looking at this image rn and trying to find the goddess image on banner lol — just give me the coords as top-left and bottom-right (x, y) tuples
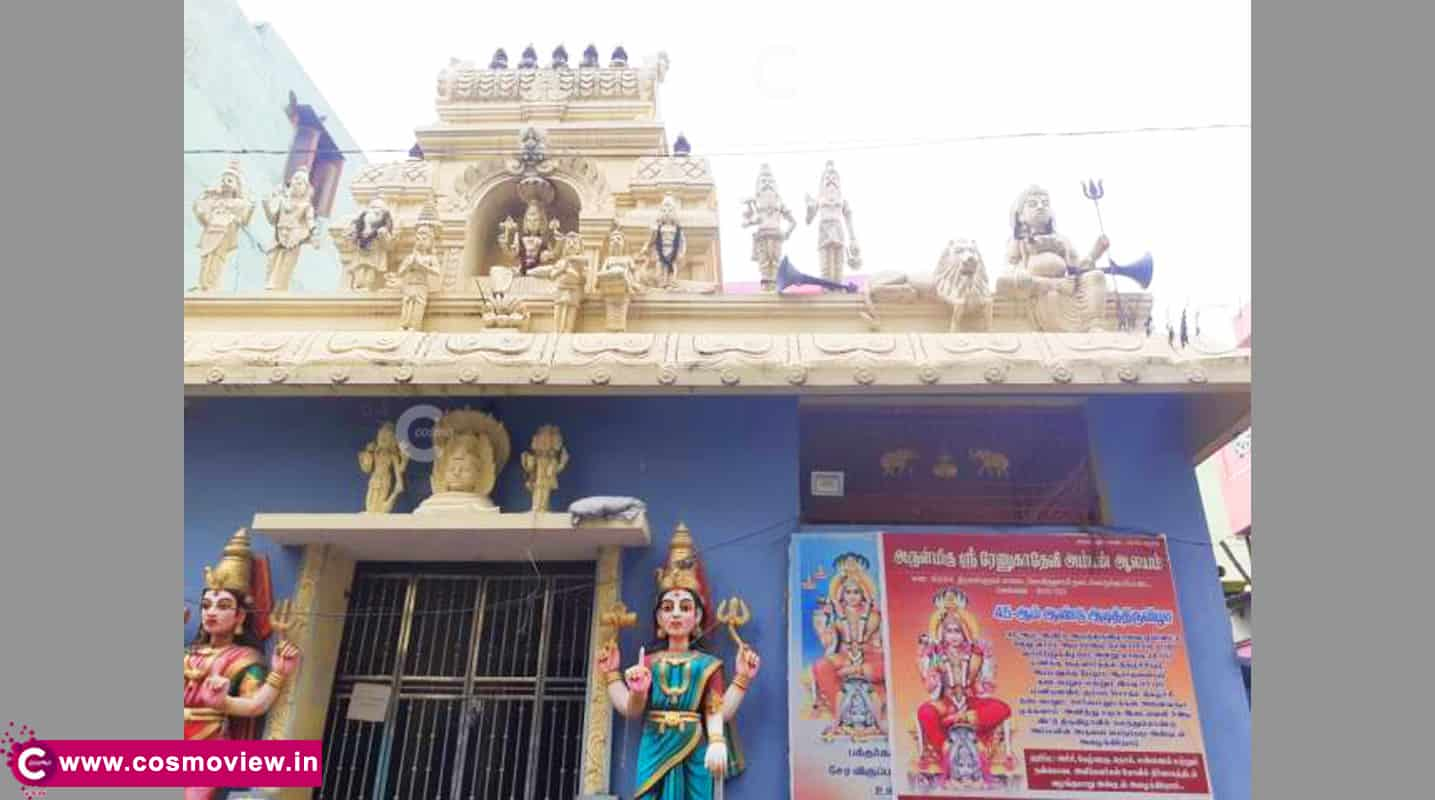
(788, 533), (894, 800)
(879, 532), (1212, 800)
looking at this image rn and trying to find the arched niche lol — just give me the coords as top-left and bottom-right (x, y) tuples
(461, 178), (585, 280)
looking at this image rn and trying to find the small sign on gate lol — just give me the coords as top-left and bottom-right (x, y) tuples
(346, 682), (393, 723)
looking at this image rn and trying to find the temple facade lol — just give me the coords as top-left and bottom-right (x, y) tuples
(183, 44), (1252, 800)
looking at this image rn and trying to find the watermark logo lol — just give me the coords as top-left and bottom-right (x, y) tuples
(4, 723), (50, 799)
(394, 403), (444, 463)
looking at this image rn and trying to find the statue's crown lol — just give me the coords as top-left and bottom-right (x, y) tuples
(202, 528), (253, 595)
(655, 522), (703, 594)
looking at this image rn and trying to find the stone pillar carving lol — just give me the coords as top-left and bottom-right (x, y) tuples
(579, 546), (623, 796)
(261, 544), (356, 800)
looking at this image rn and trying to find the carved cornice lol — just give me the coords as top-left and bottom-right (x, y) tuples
(183, 329), (1249, 394)
(183, 291), (1146, 332)
(436, 65), (651, 104)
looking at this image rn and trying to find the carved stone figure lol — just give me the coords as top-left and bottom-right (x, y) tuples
(642, 194), (687, 288)
(610, 46), (628, 67)
(262, 168), (319, 291)
(479, 266), (532, 330)
(521, 424), (570, 512)
(595, 524), (760, 799)
(861, 239), (993, 332)
(490, 48), (509, 69)
(191, 161), (255, 292)
(527, 231), (586, 332)
(582, 44), (600, 68)
(359, 422), (409, 513)
(597, 227), (645, 331)
(519, 45), (539, 69)
(552, 45), (570, 69)
(742, 165), (797, 291)
(184, 529), (301, 800)
(995, 185), (1110, 332)
(935, 240), (994, 332)
(393, 204), (444, 331)
(804, 161), (862, 286)
(345, 198), (396, 292)
(415, 409), (511, 514)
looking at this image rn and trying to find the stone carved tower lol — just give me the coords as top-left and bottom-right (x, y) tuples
(339, 48), (722, 299)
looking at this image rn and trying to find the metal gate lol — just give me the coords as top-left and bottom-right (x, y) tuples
(317, 562), (595, 800)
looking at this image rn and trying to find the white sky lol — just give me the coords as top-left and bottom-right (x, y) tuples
(233, 0), (1250, 335)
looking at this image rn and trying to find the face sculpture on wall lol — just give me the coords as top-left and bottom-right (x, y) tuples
(595, 523), (762, 799)
(414, 409), (512, 514)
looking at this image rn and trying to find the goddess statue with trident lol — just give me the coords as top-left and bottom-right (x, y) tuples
(596, 523), (761, 799)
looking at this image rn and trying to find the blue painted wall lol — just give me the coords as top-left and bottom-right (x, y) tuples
(184, 0), (366, 293)
(183, 394), (1248, 800)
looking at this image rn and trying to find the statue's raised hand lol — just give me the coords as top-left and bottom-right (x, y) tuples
(271, 640), (301, 679)
(624, 646), (652, 694)
(737, 644), (761, 680)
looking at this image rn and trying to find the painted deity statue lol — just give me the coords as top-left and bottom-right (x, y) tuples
(394, 205), (444, 331)
(183, 529), (301, 800)
(359, 421), (409, 513)
(191, 161), (255, 292)
(262, 168), (319, 291)
(811, 552), (886, 740)
(345, 198), (396, 291)
(914, 589), (1013, 784)
(597, 524), (761, 799)
(498, 201), (561, 275)
(741, 164), (797, 292)
(644, 194), (687, 288)
(520, 424), (569, 512)
(804, 161), (862, 286)
(996, 185), (1110, 332)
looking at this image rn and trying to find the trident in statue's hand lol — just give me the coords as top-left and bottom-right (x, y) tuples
(270, 597), (297, 645)
(715, 596), (751, 649)
(1081, 178), (1107, 237)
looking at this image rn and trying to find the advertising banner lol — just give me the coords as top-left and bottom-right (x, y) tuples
(789, 532), (895, 800)
(878, 532), (1211, 799)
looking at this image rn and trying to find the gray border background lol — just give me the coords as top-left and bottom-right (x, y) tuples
(0, 0), (178, 790)
(1252, 2), (1433, 799)
(2, 1), (1431, 799)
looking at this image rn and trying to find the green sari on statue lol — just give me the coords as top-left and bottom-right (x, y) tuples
(635, 650), (746, 800)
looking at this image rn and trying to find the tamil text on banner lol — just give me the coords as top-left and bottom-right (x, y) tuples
(878, 532), (1211, 799)
(788, 533), (895, 799)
